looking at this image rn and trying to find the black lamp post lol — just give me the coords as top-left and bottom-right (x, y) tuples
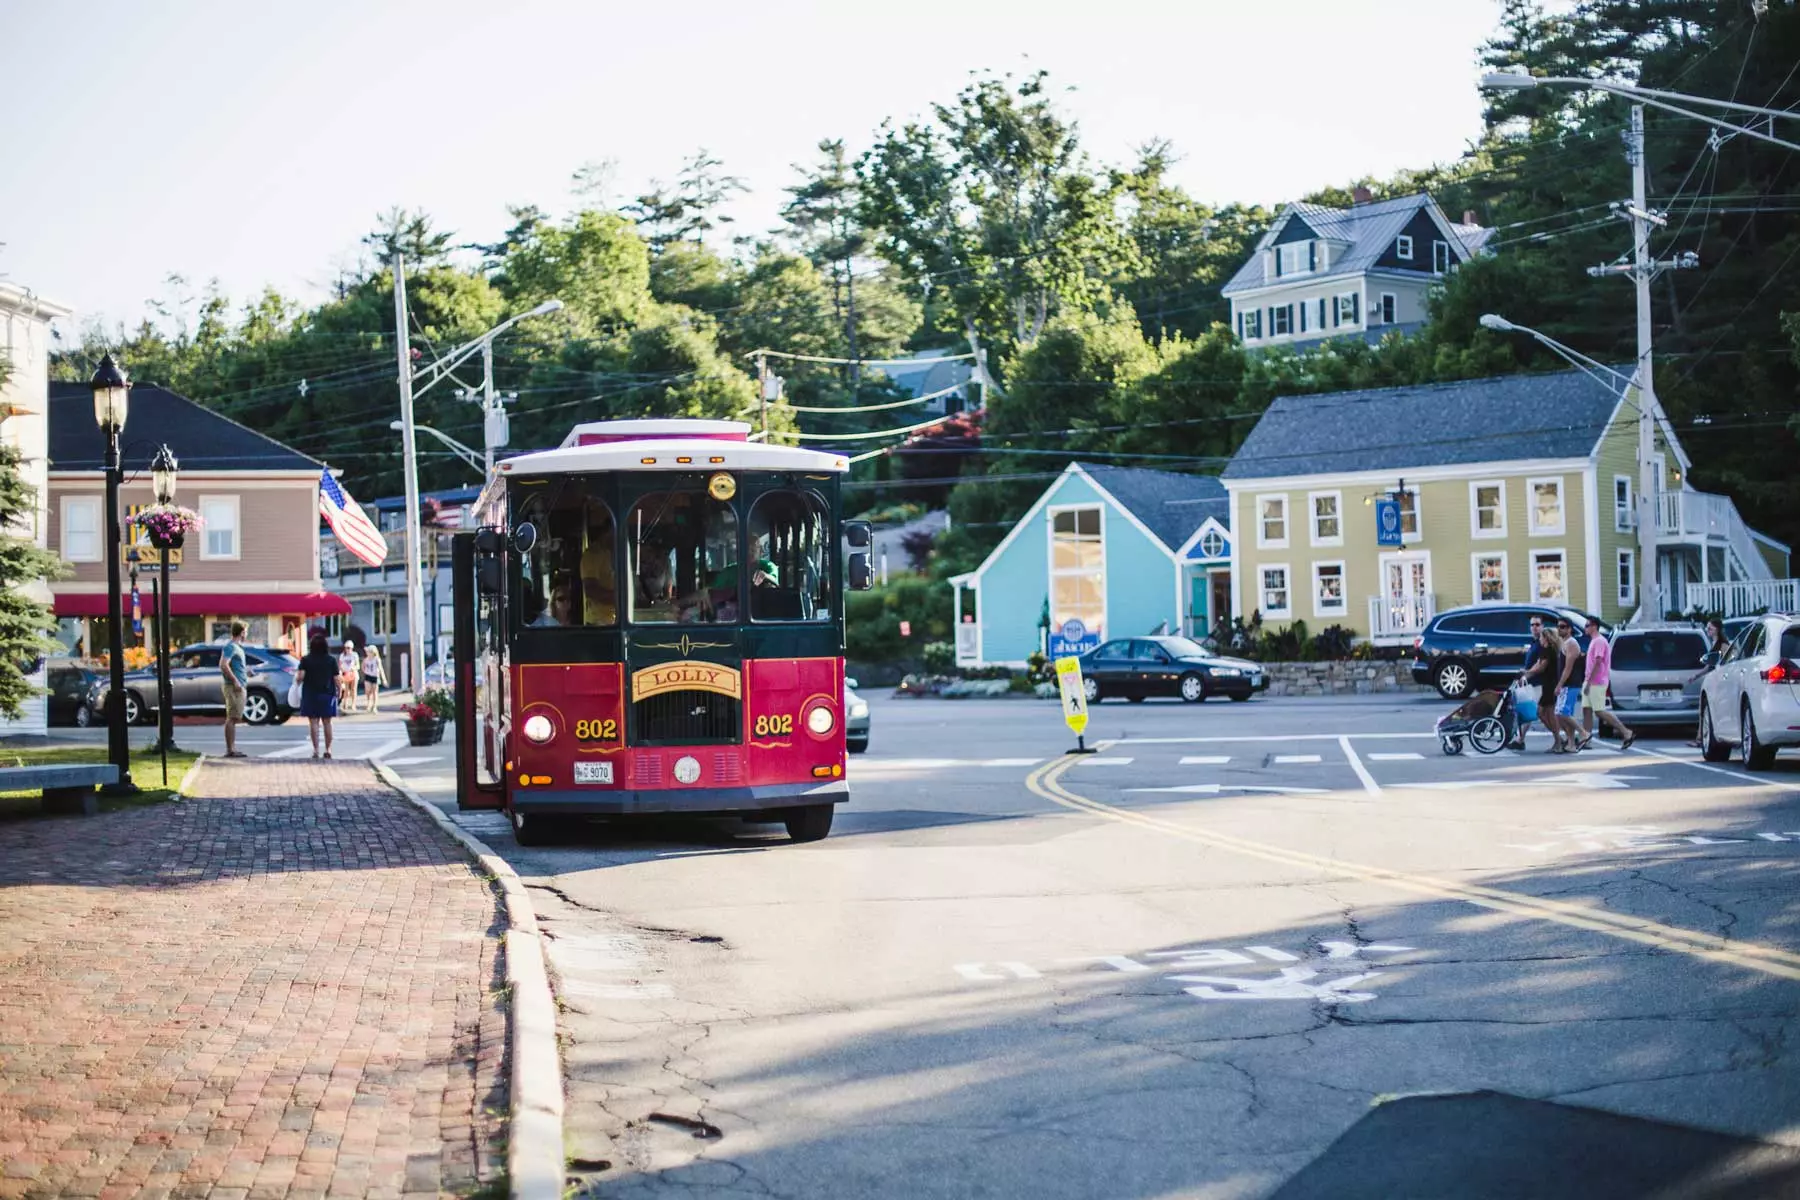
(150, 445), (179, 762)
(91, 355), (136, 795)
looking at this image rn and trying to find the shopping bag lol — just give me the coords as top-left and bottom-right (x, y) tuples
(1510, 681), (1538, 723)
(287, 680), (304, 708)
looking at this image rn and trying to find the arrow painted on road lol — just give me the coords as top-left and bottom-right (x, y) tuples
(1127, 784), (1330, 795)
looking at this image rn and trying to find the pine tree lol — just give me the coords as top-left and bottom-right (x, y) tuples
(0, 361), (66, 717)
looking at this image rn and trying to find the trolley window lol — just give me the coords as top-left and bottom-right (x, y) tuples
(627, 487), (739, 624)
(517, 490), (617, 628)
(748, 491), (832, 622)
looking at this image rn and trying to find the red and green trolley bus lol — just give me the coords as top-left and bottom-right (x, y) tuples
(449, 418), (873, 845)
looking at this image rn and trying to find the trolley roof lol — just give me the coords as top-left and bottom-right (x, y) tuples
(494, 418), (849, 479)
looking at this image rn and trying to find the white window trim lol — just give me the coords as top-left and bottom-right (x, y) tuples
(198, 494), (242, 561)
(1617, 547), (1636, 606)
(1276, 242), (1312, 278)
(1531, 547), (1569, 603)
(1471, 550), (1509, 604)
(1311, 560), (1347, 618)
(1308, 489), (1344, 548)
(1526, 475), (1565, 537)
(1396, 235), (1413, 260)
(1046, 502), (1106, 640)
(59, 495), (102, 563)
(1377, 292), (1397, 325)
(1613, 474), (1635, 533)
(1335, 292), (1359, 326)
(1255, 493), (1289, 550)
(1389, 488), (1423, 545)
(1468, 479), (1507, 540)
(1432, 240), (1451, 273)
(1259, 562), (1293, 620)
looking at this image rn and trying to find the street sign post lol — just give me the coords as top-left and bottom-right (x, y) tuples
(1054, 656), (1096, 755)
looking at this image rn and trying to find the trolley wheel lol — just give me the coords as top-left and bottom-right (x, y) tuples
(784, 803), (835, 843)
(1441, 735), (1465, 756)
(1469, 715), (1508, 754)
(508, 806), (557, 847)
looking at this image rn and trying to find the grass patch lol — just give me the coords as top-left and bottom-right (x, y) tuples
(0, 744), (202, 819)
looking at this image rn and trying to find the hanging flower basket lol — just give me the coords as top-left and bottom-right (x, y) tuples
(403, 690), (453, 745)
(138, 504), (202, 550)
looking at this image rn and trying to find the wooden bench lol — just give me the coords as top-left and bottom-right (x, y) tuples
(0, 763), (122, 816)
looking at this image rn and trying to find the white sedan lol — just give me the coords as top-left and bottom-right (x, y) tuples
(1698, 614), (1800, 770)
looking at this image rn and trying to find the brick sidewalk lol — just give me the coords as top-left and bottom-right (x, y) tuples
(0, 761), (508, 1199)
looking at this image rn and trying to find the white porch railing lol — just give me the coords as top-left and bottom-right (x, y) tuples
(1366, 593), (1436, 644)
(1656, 490), (1770, 581)
(1685, 579), (1800, 618)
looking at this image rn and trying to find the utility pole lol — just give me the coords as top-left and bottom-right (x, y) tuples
(1587, 105), (1696, 621)
(392, 253), (427, 693)
(478, 339), (511, 479)
(755, 353), (768, 439)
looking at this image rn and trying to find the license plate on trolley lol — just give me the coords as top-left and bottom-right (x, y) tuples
(574, 761), (614, 785)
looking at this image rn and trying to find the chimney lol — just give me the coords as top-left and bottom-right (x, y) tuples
(1352, 186), (1373, 206)
(1463, 209), (1479, 226)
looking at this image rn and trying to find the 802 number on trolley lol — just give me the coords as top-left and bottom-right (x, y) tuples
(574, 718), (618, 742)
(753, 714), (793, 737)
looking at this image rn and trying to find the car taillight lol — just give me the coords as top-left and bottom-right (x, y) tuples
(1762, 660), (1799, 684)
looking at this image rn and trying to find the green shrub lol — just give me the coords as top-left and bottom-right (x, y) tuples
(845, 574), (954, 663)
(922, 641), (955, 673)
(1007, 673), (1036, 693)
(1314, 625), (1355, 660)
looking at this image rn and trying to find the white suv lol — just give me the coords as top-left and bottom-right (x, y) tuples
(1698, 614), (1800, 770)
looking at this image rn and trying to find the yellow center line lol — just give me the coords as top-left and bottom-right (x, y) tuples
(1026, 755), (1800, 982)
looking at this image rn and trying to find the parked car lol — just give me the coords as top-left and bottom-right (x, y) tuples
(421, 657), (453, 688)
(89, 643), (299, 726)
(1410, 604), (1608, 699)
(845, 679), (870, 754)
(1606, 625), (1709, 728)
(1698, 613), (1800, 770)
(1077, 636), (1265, 703)
(45, 658), (105, 727)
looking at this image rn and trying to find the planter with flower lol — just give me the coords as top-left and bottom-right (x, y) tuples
(136, 504), (203, 550)
(403, 687), (455, 745)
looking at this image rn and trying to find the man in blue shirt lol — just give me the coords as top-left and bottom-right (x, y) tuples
(220, 621), (250, 758)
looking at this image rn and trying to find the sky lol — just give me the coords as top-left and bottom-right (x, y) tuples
(0, 0), (1508, 335)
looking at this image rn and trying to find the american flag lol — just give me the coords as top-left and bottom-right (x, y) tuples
(318, 470), (387, 567)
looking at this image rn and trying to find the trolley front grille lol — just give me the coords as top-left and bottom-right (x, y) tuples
(631, 689), (741, 746)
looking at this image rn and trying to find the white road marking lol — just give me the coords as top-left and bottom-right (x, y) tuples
(383, 755), (441, 766)
(1245, 945), (1302, 962)
(1179, 755), (1232, 765)
(1338, 736), (1382, 796)
(358, 737), (410, 761)
(1117, 733), (1438, 745)
(954, 962), (1042, 981)
(1128, 783), (1329, 795)
(1366, 752), (1424, 761)
(1170, 966), (1383, 1003)
(1397, 772), (1657, 792)
(260, 743), (315, 759)
(980, 758), (1043, 767)
(1077, 757), (1135, 766)
(1628, 744), (1800, 791)
(1272, 754), (1322, 764)
(1057, 955), (1152, 973)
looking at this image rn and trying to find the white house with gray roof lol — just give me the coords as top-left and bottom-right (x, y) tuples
(1222, 192), (1492, 351)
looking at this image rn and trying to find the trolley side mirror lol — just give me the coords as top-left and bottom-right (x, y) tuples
(847, 551), (874, 592)
(844, 520), (872, 549)
(510, 521), (538, 555)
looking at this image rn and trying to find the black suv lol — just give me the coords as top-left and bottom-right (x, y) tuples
(1411, 604), (1608, 699)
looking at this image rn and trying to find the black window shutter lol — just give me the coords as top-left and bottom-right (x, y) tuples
(1308, 242), (1316, 271)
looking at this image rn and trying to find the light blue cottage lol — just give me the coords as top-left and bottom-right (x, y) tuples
(948, 463), (1232, 668)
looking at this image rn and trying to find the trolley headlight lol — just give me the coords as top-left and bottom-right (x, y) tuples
(805, 704), (836, 736)
(523, 714), (555, 744)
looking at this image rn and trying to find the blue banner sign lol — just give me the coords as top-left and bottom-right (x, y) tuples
(1375, 499), (1404, 547)
(1048, 617), (1101, 659)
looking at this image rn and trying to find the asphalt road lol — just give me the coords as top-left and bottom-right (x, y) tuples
(61, 695), (1800, 1196)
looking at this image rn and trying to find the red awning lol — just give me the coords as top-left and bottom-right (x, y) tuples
(54, 591), (353, 618)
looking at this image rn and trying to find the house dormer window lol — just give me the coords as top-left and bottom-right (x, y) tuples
(1275, 242), (1313, 277)
(1396, 235), (1414, 260)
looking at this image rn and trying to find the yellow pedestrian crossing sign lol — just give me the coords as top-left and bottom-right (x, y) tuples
(1055, 656), (1089, 738)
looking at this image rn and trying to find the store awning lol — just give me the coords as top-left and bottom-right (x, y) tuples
(53, 591), (353, 618)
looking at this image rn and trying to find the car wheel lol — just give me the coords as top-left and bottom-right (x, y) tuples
(1433, 660), (1474, 700)
(784, 803), (834, 843)
(74, 703), (93, 728)
(122, 691), (148, 726)
(846, 736), (868, 754)
(243, 689), (275, 726)
(508, 806), (557, 847)
(1699, 700), (1730, 762)
(1179, 673), (1206, 703)
(1742, 702), (1776, 771)
(1083, 676), (1100, 703)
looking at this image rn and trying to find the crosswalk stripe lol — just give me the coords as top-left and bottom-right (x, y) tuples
(1179, 755), (1231, 765)
(1272, 754), (1322, 764)
(1077, 757), (1135, 766)
(1367, 752), (1424, 761)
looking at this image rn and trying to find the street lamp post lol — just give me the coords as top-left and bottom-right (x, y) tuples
(150, 445), (179, 762)
(391, 254), (560, 689)
(90, 355), (136, 795)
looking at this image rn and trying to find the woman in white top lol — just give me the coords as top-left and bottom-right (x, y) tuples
(361, 645), (388, 713)
(338, 642), (361, 711)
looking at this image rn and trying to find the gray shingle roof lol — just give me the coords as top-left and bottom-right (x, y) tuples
(1081, 464), (1227, 552)
(1222, 193), (1488, 296)
(48, 383), (322, 472)
(1220, 369), (1624, 481)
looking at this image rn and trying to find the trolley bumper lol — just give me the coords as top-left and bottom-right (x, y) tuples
(514, 779), (849, 816)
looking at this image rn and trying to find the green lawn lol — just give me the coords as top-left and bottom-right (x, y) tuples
(0, 744), (202, 819)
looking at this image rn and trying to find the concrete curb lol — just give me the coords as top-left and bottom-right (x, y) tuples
(373, 762), (565, 1200)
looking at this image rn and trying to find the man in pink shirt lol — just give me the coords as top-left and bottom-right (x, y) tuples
(1581, 616), (1637, 749)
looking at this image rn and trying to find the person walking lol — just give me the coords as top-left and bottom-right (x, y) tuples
(299, 633), (340, 758)
(361, 644), (388, 713)
(1580, 616), (1637, 750)
(1687, 619), (1731, 746)
(1552, 619), (1591, 753)
(1520, 617), (1562, 747)
(337, 640), (360, 712)
(219, 621), (250, 758)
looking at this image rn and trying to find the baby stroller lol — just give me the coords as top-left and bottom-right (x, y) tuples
(1435, 687), (1532, 755)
